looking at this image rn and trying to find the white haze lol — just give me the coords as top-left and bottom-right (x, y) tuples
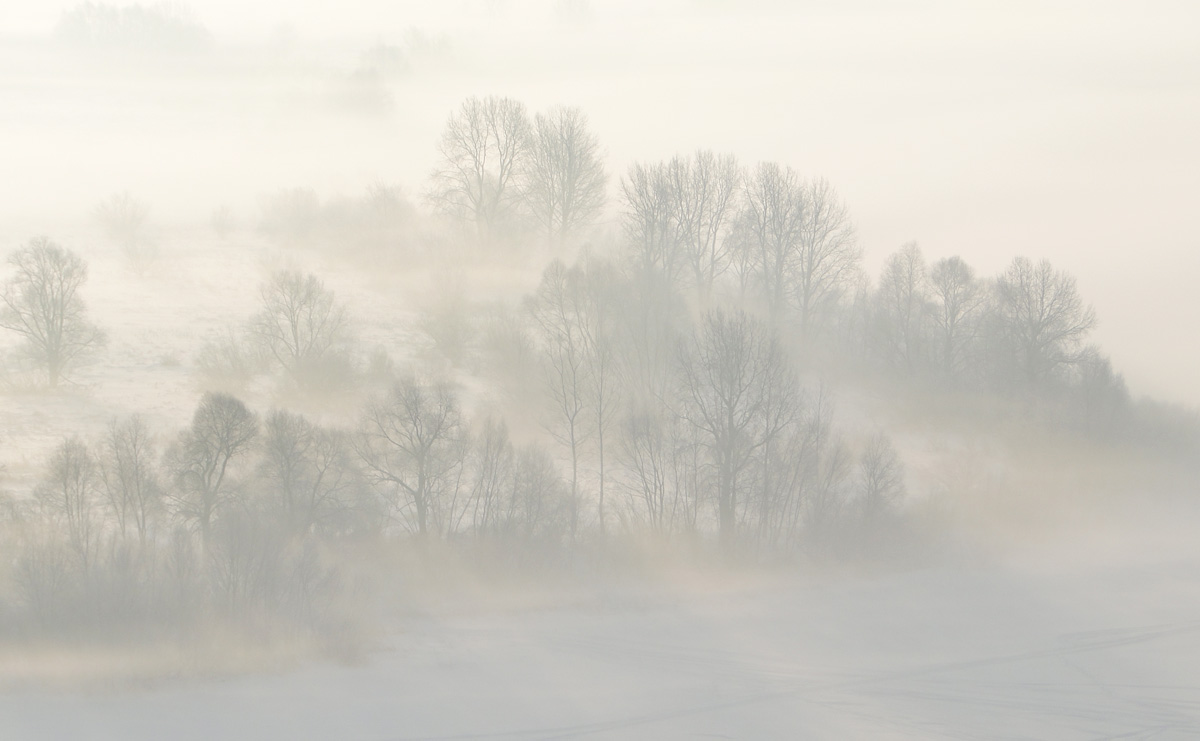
(2, 2), (1200, 739)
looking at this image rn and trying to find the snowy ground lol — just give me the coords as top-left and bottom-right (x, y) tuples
(4, 518), (1199, 740)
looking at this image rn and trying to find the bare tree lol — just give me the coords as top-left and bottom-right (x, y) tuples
(670, 151), (741, 302)
(166, 392), (259, 543)
(427, 95), (530, 241)
(527, 260), (589, 537)
(618, 410), (702, 533)
(505, 443), (569, 542)
(249, 270), (352, 389)
(521, 106), (607, 244)
(677, 309), (799, 542)
(613, 263), (687, 412)
(36, 437), (101, 570)
(0, 238), (105, 387)
(574, 254), (624, 534)
(858, 432), (905, 523)
(98, 414), (162, 546)
(994, 257), (1097, 388)
(620, 161), (685, 285)
(464, 417), (516, 535)
(739, 162), (803, 321)
(873, 242), (930, 374)
(258, 410), (358, 536)
(929, 255), (985, 380)
(794, 178), (859, 339)
(356, 376), (466, 536)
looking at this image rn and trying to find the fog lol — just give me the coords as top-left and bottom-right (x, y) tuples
(2, 1), (1200, 738)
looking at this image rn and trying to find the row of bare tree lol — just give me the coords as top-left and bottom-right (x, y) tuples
(427, 96), (607, 245)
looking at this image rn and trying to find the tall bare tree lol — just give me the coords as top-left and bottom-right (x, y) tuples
(575, 255), (623, 533)
(36, 437), (101, 570)
(464, 417), (515, 535)
(356, 376), (466, 536)
(521, 106), (607, 244)
(0, 237), (105, 387)
(527, 260), (589, 537)
(677, 309), (798, 542)
(98, 414), (162, 546)
(427, 95), (530, 241)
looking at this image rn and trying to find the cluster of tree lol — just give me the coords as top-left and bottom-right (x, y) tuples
(55, 2), (213, 54)
(514, 254), (905, 550)
(0, 380), (578, 636)
(427, 96), (607, 245)
(859, 245), (1111, 399)
(256, 184), (418, 255)
(602, 147), (1129, 436)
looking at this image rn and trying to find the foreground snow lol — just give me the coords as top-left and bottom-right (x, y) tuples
(4, 528), (1200, 741)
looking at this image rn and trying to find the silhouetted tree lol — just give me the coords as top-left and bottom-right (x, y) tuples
(258, 410), (359, 536)
(356, 376), (466, 536)
(167, 393), (259, 543)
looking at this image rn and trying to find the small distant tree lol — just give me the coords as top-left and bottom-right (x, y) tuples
(249, 270), (353, 390)
(95, 191), (149, 247)
(0, 237), (106, 387)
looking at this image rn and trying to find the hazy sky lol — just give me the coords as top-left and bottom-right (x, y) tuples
(2, 0), (1198, 404)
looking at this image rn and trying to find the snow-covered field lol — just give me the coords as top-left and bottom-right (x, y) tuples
(4, 507), (1199, 740)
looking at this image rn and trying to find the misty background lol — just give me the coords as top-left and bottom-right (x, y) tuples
(2, 2), (1200, 739)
